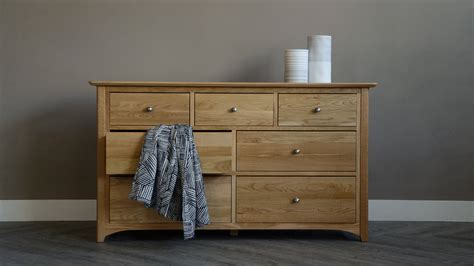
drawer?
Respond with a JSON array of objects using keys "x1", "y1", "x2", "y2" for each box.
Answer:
[
  {"x1": 195, "y1": 93, "x2": 273, "y2": 126},
  {"x1": 237, "y1": 176, "x2": 356, "y2": 223},
  {"x1": 106, "y1": 131, "x2": 232, "y2": 174},
  {"x1": 109, "y1": 93, "x2": 189, "y2": 125},
  {"x1": 110, "y1": 175, "x2": 231, "y2": 223},
  {"x1": 237, "y1": 131, "x2": 356, "y2": 172},
  {"x1": 279, "y1": 94, "x2": 357, "y2": 126}
]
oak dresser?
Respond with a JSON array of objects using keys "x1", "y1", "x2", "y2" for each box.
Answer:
[{"x1": 90, "y1": 81, "x2": 377, "y2": 242}]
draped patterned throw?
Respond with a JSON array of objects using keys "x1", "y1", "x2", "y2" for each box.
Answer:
[{"x1": 128, "y1": 125, "x2": 210, "y2": 239}]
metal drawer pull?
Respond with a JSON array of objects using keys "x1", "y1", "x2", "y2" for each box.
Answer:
[
  {"x1": 313, "y1": 107, "x2": 321, "y2": 113},
  {"x1": 292, "y1": 197, "x2": 300, "y2": 204},
  {"x1": 293, "y1": 149, "x2": 301, "y2": 155},
  {"x1": 145, "y1": 106, "x2": 154, "y2": 112},
  {"x1": 230, "y1": 107, "x2": 238, "y2": 113}
]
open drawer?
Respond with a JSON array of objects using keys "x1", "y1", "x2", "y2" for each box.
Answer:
[
  {"x1": 110, "y1": 175, "x2": 232, "y2": 223},
  {"x1": 105, "y1": 131, "x2": 233, "y2": 175}
]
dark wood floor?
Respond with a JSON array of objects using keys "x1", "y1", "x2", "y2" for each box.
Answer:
[{"x1": 0, "y1": 222, "x2": 472, "y2": 265}]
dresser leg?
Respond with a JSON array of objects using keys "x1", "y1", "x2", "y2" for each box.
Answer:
[
  {"x1": 229, "y1": 230, "x2": 239, "y2": 236},
  {"x1": 97, "y1": 235, "x2": 106, "y2": 243},
  {"x1": 97, "y1": 229, "x2": 107, "y2": 243},
  {"x1": 360, "y1": 231, "x2": 368, "y2": 242}
]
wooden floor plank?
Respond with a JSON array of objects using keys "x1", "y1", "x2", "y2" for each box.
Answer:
[{"x1": 0, "y1": 222, "x2": 472, "y2": 265}]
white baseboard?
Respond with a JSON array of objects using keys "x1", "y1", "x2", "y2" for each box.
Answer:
[
  {"x1": 0, "y1": 200, "x2": 472, "y2": 222},
  {"x1": 0, "y1": 200, "x2": 96, "y2": 221},
  {"x1": 369, "y1": 200, "x2": 473, "y2": 222}
]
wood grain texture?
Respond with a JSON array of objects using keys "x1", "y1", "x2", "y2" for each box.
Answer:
[
  {"x1": 273, "y1": 92, "x2": 278, "y2": 126},
  {"x1": 109, "y1": 93, "x2": 189, "y2": 125},
  {"x1": 195, "y1": 93, "x2": 273, "y2": 126},
  {"x1": 90, "y1": 81, "x2": 377, "y2": 88},
  {"x1": 105, "y1": 87, "x2": 362, "y2": 94},
  {"x1": 190, "y1": 92, "x2": 195, "y2": 125},
  {"x1": 356, "y1": 92, "x2": 361, "y2": 224},
  {"x1": 109, "y1": 176, "x2": 232, "y2": 223},
  {"x1": 235, "y1": 171, "x2": 357, "y2": 176},
  {"x1": 237, "y1": 131, "x2": 356, "y2": 172},
  {"x1": 109, "y1": 125, "x2": 357, "y2": 131},
  {"x1": 194, "y1": 132, "x2": 233, "y2": 173},
  {"x1": 279, "y1": 94, "x2": 357, "y2": 126},
  {"x1": 106, "y1": 132, "x2": 233, "y2": 174},
  {"x1": 103, "y1": 221, "x2": 360, "y2": 233},
  {"x1": 96, "y1": 87, "x2": 107, "y2": 242},
  {"x1": 105, "y1": 132, "x2": 142, "y2": 175},
  {"x1": 237, "y1": 176, "x2": 356, "y2": 223},
  {"x1": 231, "y1": 175, "x2": 237, "y2": 223},
  {"x1": 360, "y1": 89, "x2": 369, "y2": 241},
  {"x1": 93, "y1": 82, "x2": 376, "y2": 242}
]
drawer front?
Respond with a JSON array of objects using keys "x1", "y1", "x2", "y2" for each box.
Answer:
[
  {"x1": 110, "y1": 93, "x2": 189, "y2": 125},
  {"x1": 110, "y1": 175, "x2": 231, "y2": 223},
  {"x1": 106, "y1": 132, "x2": 232, "y2": 174},
  {"x1": 279, "y1": 94, "x2": 357, "y2": 126},
  {"x1": 195, "y1": 93, "x2": 273, "y2": 126},
  {"x1": 237, "y1": 176, "x2": 356, "y2": 223},
  {"x1": 237, "y1": 131, "x2": 356, "y2": 172}
]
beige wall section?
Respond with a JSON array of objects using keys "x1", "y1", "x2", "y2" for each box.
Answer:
[{"x1": 0, "y1": 0, "x2": 473, "y2": 200}]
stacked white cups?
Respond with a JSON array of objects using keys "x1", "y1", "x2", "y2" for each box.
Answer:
[
  {"x1": 284, "y1": 49, "x2": 309, "y2": 83},
  {"x1": 284, "y1": 35, "x2": 332, "y2": 83}
]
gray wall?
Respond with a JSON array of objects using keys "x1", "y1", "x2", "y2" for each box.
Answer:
[
  {"x1": 0, "y1": 0, "x2": 6, "y2": 197},
  {"x1": 0, "y1": 0, "x2": 472, "y2": 200}
]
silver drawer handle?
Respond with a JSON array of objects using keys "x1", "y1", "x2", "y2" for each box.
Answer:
[
  {"x1": 292, "y1": 197, "x2": 300, "y2": 204},
  {"x1": 313, "y1": 107, "x2": 321, "y2": 113},
  {"x1": 230, "y1": 107, "x2": 238, "y2": 113},
  {"x1": 293, "y1": 149, "x2": 301, "y2": 155},
  {"x1": 145, "y1": 106, "x2": 154, "y2": 112}
]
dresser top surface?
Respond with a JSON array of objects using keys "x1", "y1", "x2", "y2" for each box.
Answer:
[{"x1": 89, "y1": 81, "x2": 377, "y2": 88}]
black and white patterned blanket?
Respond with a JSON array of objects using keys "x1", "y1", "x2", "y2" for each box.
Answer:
[{"x1": 129, "y1": 125, "x2": 210, "y2": 239}]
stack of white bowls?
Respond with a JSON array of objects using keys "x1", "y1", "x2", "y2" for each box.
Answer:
[{"x1": 284, "y1": 49, "x2": 308, "y2": 83}]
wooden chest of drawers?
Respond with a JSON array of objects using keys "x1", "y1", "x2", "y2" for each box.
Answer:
[{"x1": 91, "y1": 81, "x2": 376, "y2": 242}]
